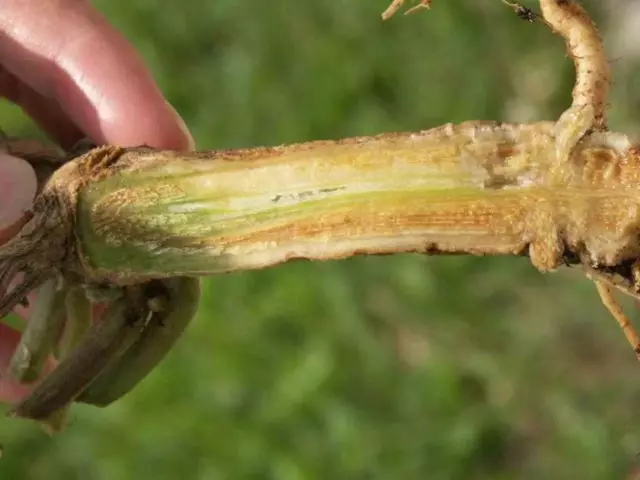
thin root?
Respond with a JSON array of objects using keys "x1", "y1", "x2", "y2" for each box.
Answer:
[
  {"x1": 594, "y1": 280, "x2": 640, "y2": 362},
  {"x1": 382, "y1": 0, "x2": 432, "y2": 21},
  {"x1": 501, "y1": 1, "x2": 538, "y2": 22}
]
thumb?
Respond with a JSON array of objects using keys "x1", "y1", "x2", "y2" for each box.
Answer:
[{"x1": 0, "y1": 152, "x2": 37, "y2": 242}]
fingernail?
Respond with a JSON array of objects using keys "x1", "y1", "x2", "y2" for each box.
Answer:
[
  {"x1": 165, "y1": 101, "x2": 196, "y2": 151},
  {"x1": 0, "y1": 153, "x2": 37, "y2": 230}
]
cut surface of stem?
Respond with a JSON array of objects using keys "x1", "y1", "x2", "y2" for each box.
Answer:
[{"x1": 70, "y1": 122, "x2": 640, "y2": 285}]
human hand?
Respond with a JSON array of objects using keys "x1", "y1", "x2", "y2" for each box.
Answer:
[{"x1": 0, "y1": 0, "x2": 194, "y2": 404}]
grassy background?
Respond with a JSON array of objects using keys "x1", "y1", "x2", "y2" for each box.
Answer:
[{"x1": 2, "y1": 0, "x2": 640, "y2": 478}]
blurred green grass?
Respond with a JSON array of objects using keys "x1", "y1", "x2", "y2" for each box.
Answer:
[{"x1": 2, "y1": 1, "x2": 640, "y2": 478}]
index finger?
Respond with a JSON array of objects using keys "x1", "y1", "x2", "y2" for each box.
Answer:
[{"x1": 0, "y1": 0, "x2": 194, "y2": 150}]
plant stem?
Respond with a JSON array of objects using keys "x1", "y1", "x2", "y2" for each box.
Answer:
[{"x1": 71, "y1": 120, "x2": 640, "y2": 284}]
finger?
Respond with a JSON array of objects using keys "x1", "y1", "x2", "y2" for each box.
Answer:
[
  {"x1": 0, "y1": 152, "x2": 37, "y2": 237},
  {"x1": 0, "y1": 0, "x2": 194, "y2": 150},
  {"x1": 0, "y1": 153, "x2": 37, "y2": 325},
  {"x1": 0, "y1": 68, "x2": 84, "y2": 149}
]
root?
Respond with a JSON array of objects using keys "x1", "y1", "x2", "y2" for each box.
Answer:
[
  {"x1": 594, "y1": 281, "x2": 640, "y2": 362},
  {"x1": 382, "y1": 0, "x2": 432, "y2": 20},
  {"x1": 539, "y1": 0, "x2": 610, "y2": 129}
]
